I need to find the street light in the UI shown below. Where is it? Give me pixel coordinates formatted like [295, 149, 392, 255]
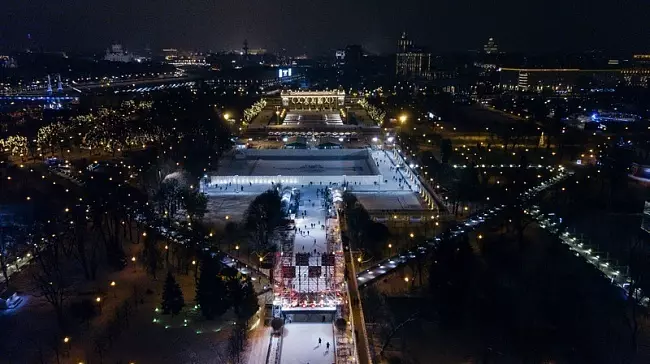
[399, 115, 407, 124]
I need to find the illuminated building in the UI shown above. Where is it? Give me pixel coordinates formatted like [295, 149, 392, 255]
[484, 38, 498, 54]
[160, 48, 207, 67]
[206, 67, 303, 90]
[104, 44, 134, 63]
[499, 67, 650, 92]
[395, 32, 431, 79]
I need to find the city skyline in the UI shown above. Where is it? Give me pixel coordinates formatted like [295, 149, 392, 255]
[2, 0, 649, 54]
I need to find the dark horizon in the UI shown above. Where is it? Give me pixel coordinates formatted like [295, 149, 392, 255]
[1, 0, 649, 55]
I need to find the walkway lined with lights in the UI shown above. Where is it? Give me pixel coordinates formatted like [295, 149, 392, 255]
[528, 208, 644, 304]
[356, 171, 573, 287]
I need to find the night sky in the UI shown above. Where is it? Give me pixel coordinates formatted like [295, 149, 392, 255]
[1, 0, 649, 54]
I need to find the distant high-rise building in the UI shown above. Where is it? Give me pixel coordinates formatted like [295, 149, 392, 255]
[0, 56, 17, 68]
[397, 32, 413, 53]
[484, 38, 498, 54]
[395, 32, 431, 79]
[344, 45, 363, 67]
[243, 39, 249, 59]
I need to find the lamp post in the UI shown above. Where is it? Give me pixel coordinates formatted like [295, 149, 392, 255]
[63, 336, 71, 357]
[235, 245, 240, 269]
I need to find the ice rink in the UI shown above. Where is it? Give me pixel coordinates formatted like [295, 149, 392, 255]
[354, 191, 424, 210]
[280, 323, 335, 364]
[204, 148, 427, 226]
[292, 186, 333, 292]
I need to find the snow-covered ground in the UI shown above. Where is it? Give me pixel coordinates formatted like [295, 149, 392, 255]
[280, 323, 335, 364]
[245, 324, 274, 363]
[203, 148, 427, 228]
[354, 192, 423, 210]
[217, 158, 375, 177]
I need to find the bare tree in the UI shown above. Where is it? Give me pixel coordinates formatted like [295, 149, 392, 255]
[0, 225, 26, 286]
[624, 237, 650, 358]
[244, 189, 283, 252]
[65, 208, 98, 280]
[226, 322, 248, 364]
[31, 239, 71, 327]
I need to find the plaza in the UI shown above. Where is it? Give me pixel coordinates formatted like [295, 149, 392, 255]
[205, 91, 438, 364]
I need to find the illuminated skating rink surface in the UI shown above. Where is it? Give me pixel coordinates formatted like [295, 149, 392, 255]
[280, 323, 335, 364]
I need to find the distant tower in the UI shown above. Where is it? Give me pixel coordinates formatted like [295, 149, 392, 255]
[484, 37, 498, 54]
[56, 74, 63, 92]
[243, 39, 249, 60]
[46, 75, 52, 94]
[538, 131, 546, 148]
[398, 31, 412, 53]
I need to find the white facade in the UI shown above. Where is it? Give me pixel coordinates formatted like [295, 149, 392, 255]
[104, 44, 134, 63]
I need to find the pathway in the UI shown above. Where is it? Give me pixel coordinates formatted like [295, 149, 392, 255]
[356, 171, 572, 287]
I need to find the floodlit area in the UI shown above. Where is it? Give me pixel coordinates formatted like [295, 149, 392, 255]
[280, 323, 335, 364]
[274, 185, 344, 307]
[219, 158, 376, 177]
[215, 149, 380, 179]
[284, 111, 344, 126]
[205, 148, 429, 221]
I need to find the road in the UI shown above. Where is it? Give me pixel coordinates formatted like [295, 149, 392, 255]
[345, 246, 373, 364]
